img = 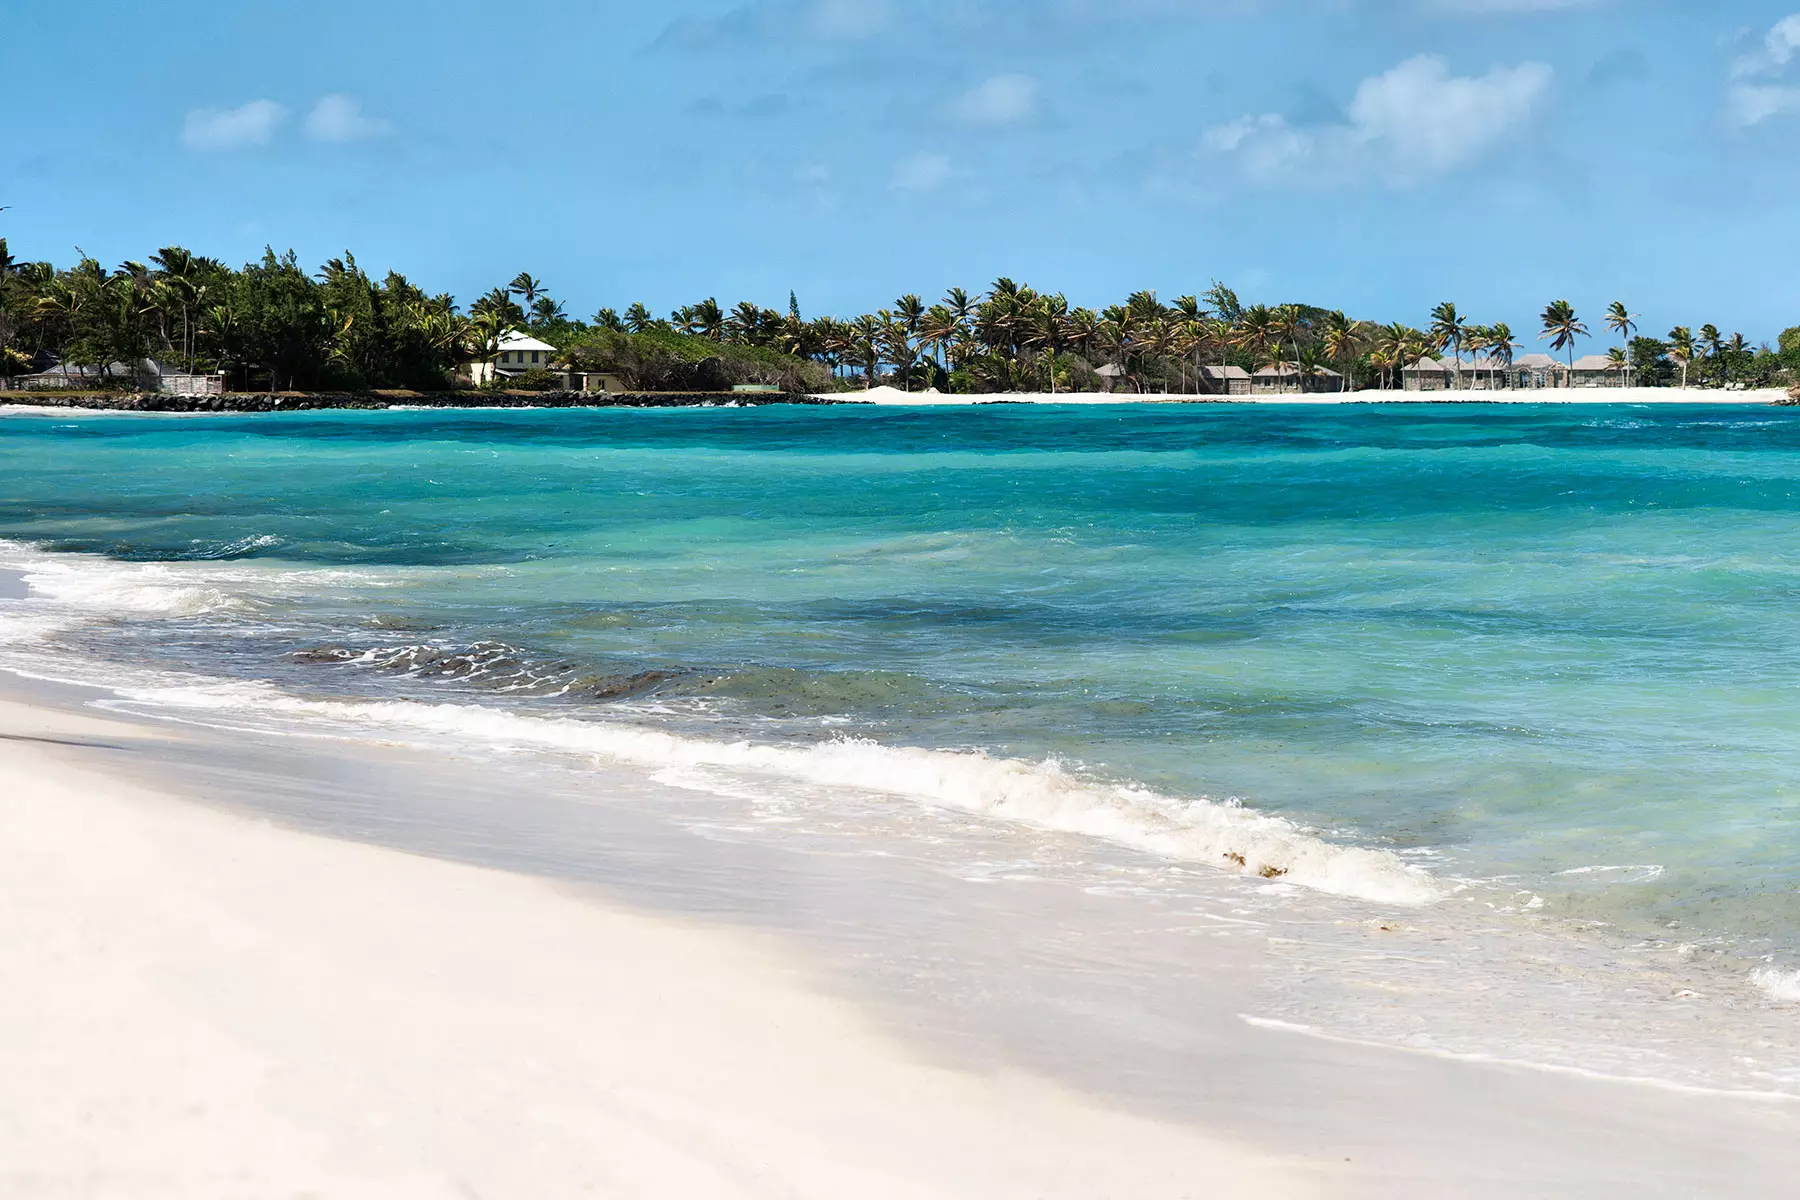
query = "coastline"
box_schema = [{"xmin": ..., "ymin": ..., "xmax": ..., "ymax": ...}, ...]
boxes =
[
  {"xmin": 0, "ymin": 675, "xmax": 1313, "ymax": 1200},
  {"xmin": 5, "ymin": 655, "xmax": 1800, "ymax": 1197},
  {"xmin": 2, "ymin": 385, "xmax": 1790, "ymax": 418},
  {"xmin": 837, "ymin": 385, "xmax": 1794, "ymax": 406}
]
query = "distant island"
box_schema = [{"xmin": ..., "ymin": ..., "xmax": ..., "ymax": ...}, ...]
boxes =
[{"xmin": 2, "ymin": 238, "xmax": 1797, "ymax": 401}]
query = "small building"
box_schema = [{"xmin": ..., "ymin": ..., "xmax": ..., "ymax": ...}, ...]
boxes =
[
  {"xmin": 1402, "ymin": 357, "xmax": 1452, "ymax": 391},
  {"xmin": 1094, "ymin": 363, "xmax": 1129, "ymax": 391},
  {"xmin": 494, "ymin": 331, "xmax": 558, "ymax": 377},
  {"xmin": 142, "ymin": 360, "xmax": 226, "ymax": 396},
  {"xmin": 1568, "ymin": 354, "xmax": 1627, "ymax": 388},
  {"xmin": 1197, "ymin": 364, "xmax": 1252, "ymax": 395},
  {"xmin": 466, "ymin": 331, "xmax": 562, "ymax": 387},
  {"xmin": 2, "ymin": 358, "xmax": 223, "ymax": 395},
  {"xmin": 1251, "ymin": 363, "xmax": 1342, "ymax": 394},
  {"xmin": 1433, "ymin": 355, "xmax": 1514, "ymax": 390},
  {"xmin": 1512, "ymin": 353, "xmax": 1565, "ymax": 390}
]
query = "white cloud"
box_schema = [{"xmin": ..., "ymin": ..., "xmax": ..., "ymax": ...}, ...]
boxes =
[
  {"xmin": 892, "ymin": 151, "xmax": 951, "ymax": 192},
  {"xmin": 1732, "ymin": 14, "xmax": 1800, "ymax": 79},
  {"xmin": 1202, "ymin": 55, "xmax": 1551, "ymax": 185},
  {"xmin": 951, "ymin": 73, "xmax": 1038, "ymax": 125},
  {"xmin": 304, "ymin": 94, "xmax": 390, "ymax": 143},
  {"xmin": 1727, "ymin": 83, "xmax": 1800, "ymax": 127},
  {"xmin": 181, "ymin": 100, "xmax": 287, "ymax": 152},
  {"xmin": 810, "ymin": 0, "xmax": 892, "ymax": 38}
]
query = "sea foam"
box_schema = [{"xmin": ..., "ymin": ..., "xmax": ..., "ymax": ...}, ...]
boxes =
[{"xmin": 127, "ymin": 678, "xmax": 1440, "ymax": 906}]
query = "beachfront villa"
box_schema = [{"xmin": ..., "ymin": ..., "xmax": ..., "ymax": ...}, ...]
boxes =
[
  {"xmin": 1401, "ymin": 352, "xmax": 1629, "ymax": 392},
  {"xmin": 493, "ymin": 331, "xmax": 558, "ymax": 378},
  {"xmin": 1198, "ymin": 364, "xmax": 1253, "ymax": 395},
  {"xmin": 1568, "ymin": 354, "xmax": 1629, "ymax": 387},
  {"xmin": 1251, "ymin": 363, "xmax": 1344, "ymax": 394}
]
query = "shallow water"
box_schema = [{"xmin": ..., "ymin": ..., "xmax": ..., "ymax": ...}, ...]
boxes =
[{"xmin": 3, "ymin": 402, "xmax": 1800, "ymax": 1047}]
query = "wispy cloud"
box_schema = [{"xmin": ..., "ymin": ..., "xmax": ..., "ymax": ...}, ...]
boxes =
[
  {"xmin": 303, "ymin": 94, "xmax": 391, "ymax": 143},
  {"xmin": 181, "ymin": 100, "xmax": 287, "ymax": 152},
  {"xmin": 1731, "ymin": 13, "xmax": 1800, "ymax": 79},
  {"xmin": 1727, "ymin": 82, "xmax": 1800, "ymax": 127},
  {"xmin": 951, "ymin": 74, "xmax": 1038, "ymax": 125},
  {"xmin": 1726, "ymin": 14, "xmax": 1800, "ymax": 127},
  {"xmin": 1202, "ymin": 55, "xmax": 1551, "ymax": 185},
  {"xmin": 660, "ymin": 0, "xmax": 892, "ymax": 49},
  {"xmin": 892, "ymin": 151, "xmax": 951, "ymax": 192}
]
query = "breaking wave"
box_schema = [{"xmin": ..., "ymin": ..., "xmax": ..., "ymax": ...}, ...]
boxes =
[
  {"xmin": 1, "ymin": 536, "xmax": 1440, "ymax": 906},
  {"xmin": 1753, "ymin": 969, "xmax": 1800, "ymax": 1004},
  {"xmin": 128, "ymin": 676, "xmax": 1441, "ymax": 906}
]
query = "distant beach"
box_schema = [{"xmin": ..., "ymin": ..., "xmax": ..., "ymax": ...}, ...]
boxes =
[{"xmin": 840, "ymin": 384, "xmax": 1795, "ymax": 406}]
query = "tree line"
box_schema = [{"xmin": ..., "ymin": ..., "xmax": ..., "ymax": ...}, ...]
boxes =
[{"xmin": 2, "ymin": 237, "xmax": 1795, "ymax": 394}]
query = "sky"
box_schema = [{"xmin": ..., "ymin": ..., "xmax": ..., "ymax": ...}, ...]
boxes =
[{"xmin": 5, "ymin": 0, "xmax": 1800, "ymax": 343}]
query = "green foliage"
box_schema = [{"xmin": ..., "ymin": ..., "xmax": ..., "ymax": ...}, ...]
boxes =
[
  {"xmin": 1779, "ymin": 326, "xmax": 1800, "ymax": 368},
  {"xmin": 560, "ymin": 326, "xmax": 829, "ymax": 393},
  {"xmin": 0, "ymin": 232, "xmax": 1781, "ymax": 398},
  {"xmin": 494, "ymin": 367, "xmax": 566, "ymax": 392},
  {"xmin": 1628, "ymin": 336, "xmax": 1673, "ymax": 387}
]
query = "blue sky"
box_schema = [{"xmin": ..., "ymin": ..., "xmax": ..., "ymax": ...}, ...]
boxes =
[{"xmin": 6, "ymin": 1, "xmax": 1800, "ymax": 342}]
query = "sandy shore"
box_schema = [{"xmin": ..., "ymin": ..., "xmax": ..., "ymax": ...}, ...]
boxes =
[
  {"xmin": 838, "ymin": 385, "xmax": 1792, "ymax": 406},
  {"xmin": 0, "ymin": 689, "xmax": 1316, "ymax": 1199}
]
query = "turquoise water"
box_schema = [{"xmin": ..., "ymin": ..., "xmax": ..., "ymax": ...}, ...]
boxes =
[{"xmin": 4, "ymin": 403, "xmax": 1800, "ymax": 966}]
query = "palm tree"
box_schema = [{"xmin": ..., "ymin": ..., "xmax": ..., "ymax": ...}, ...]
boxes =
[
  {"xmin": 1667, "ymin": 326, "xmax": 1696, "ymax": 389},
  {"xmin": 1429, "ymin": 301, "xmax": 1468, "ymax": 390},
  {"xmin": 1604, "ymin": 302, "xmax": 1636, "ymax": 388},
  {"xmin": 852, "ymin": 313, "xmax": 883, "ymax": 387},
  {"xmin": 1539, "ymin": 300, "xmax": 1588, "ymax": 386},
  {"xmin": 149, "ymin": 245, "xmax": 204, "ymax": 371},
  {"xmin": 1024, "ymin": 293, "xmax": 1071, "ymax": 393},
  {"xmin": 529, "ymin": 296, "xmax": 566, "ymax": 329},
  {"xmin": 1273, "ymin": 304, "xmax": 1306, "ymax": 393},
  {"xmin": 1699, "ymin": 324, "xmax": 1724, "ymax": 388},
  {"xmin": 1483, "ymin": 322, "xmax": 1519, "ymax": 387},
  {"xmin": 918, "ymin": 304, "xmax": 960, "ymax": 376},
  {"xmin": 1320, "ymin": 311, "xmax": 1359, "ymax": 393},
  {"xmin": 1724, "ymin": 332, "xmax": 1748, "ymax": 388},
  {"xmin": 1232, "ymin": 305, "xmax": 1277, "ymax": 390},
  {"xmin": 508, "ymin": 272, "xmax": 547, "ymax": 309},
  {"xmin": 624, "ymin": 302, "xmax": 655, "ymax": 334},
  {"xmin": 685, "ymin": 298, "xmax": 725, "ymax": 341},
  {"xmin": 727, "ymin": 300, "xmax": 764, "ymax": 344},
  {"xmin": 1375, "ymin": 322, "xmax": 1416, "ymax": 391}
]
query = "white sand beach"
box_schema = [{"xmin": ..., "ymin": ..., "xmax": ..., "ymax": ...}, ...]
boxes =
[
  {"xmin": 0, "ymin": 689, "xmax": 1313, "ymax": 1200},
  {"xmin": 5, "ymin": 662, "xmax": 1800, "ymax": 1198},
  {"xmin": 838, "ymin": 385, "xmax": 1793, "ymax": 405}
]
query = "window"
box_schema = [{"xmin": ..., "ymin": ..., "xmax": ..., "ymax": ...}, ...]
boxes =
[{"xmin": 531, "ymin": 350, "xmax": 540, "ymax": 364}]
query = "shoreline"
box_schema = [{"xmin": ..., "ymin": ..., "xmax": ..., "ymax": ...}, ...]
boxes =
[
  {"xmin": 2, "ymin": 385, "xmax": 1790, "ymax": 416},
  {"xmin": 0, "ymin": 676, "xmax": 1314, "ymax": 1199},
  {"xmin": 4, "ymin": 657, "xmax": 1800, "ymax": 1196},
  {"xmin": 838, "ymin": 385, "xmax": 1794, "ymax": 406}
]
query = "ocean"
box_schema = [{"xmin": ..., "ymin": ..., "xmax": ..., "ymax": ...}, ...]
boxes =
[{"xmin": 4, "ymin": 401, "xmax": 1799, "ymax": 1087}]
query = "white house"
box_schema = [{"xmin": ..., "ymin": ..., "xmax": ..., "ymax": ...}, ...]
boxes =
[{"xmin": 493, "ymin": 331, "xmax": 558, "ymax": 377}]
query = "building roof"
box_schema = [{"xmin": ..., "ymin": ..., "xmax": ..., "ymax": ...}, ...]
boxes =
[
  {"xmin": 1252, "ymin": 362, "xmax": 1341, "ymax": 378},
  {"xmin": 1439, "ymin": 355, "xmax": 1512, "ymax": 371},
  {"xmin": 1094, "ymin": 363, "xmax": 1127, "ymax": 377},
  {"xmin": 1513, "ymin": 353, "xmax": 1561, "ymax": 369},
  {"xmin": 498, "ymin": 330, "xmax": 557, "ymax": 353},
  {"xmin": 1198, "ymin": 365, "xmax": 1251, "ymax": 379},
  {"xmin": 1570, "ymin": 355, "xmax": 1622, "ymax": 371},
  {"xmin": 1404, "ymin": 357, "xmax": 1448, "ymax": 372}
]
